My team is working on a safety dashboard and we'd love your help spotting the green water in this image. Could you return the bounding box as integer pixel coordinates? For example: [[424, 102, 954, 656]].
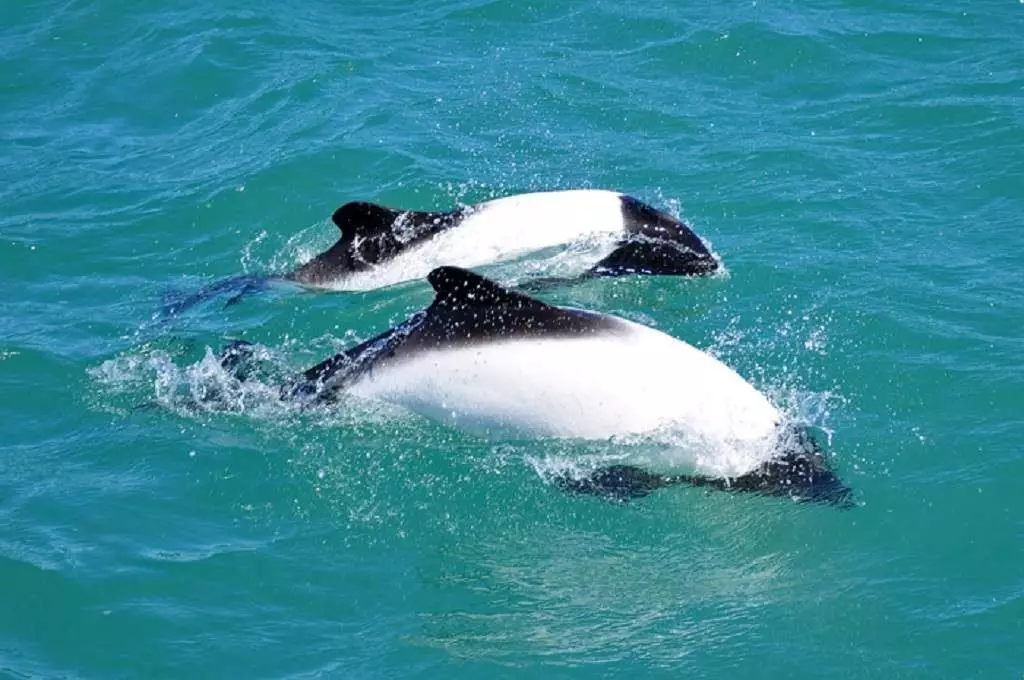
[[3, 0, 1023, 677]]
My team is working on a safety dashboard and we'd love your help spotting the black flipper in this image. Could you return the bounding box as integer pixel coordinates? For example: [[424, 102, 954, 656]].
[[555, 465, 682, 501], [557, 426, 853, 507], [557, 452, 852, 507], [591, 240, 719, 277], [287, 202, 468, 285], [589, 195, 719, 277], [218, 339, 258, 380]]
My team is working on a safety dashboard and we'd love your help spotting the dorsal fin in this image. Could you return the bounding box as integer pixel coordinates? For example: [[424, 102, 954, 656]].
[[289, 201, 466, 285], [426, 266, 545, 310], [331, 201, 404, 240]]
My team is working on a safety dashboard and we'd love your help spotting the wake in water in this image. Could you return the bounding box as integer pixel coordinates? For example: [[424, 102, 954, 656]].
[[91, 340, 294, 418]]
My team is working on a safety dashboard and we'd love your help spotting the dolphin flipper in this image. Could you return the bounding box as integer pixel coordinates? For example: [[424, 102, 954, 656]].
[[587, 195, 719, 277], [554, 465, 683, 500], [558, 449, 853, 507], [218, 339, 258, 379], [590, 239, 719, 277]]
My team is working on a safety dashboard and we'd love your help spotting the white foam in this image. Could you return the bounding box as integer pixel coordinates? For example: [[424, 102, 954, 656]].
[[91, 346, 289, 417]]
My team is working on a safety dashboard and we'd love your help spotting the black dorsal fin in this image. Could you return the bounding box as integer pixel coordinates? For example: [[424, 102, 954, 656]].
[[289, 201, 465, 285], [426, 266, 545, 310], [420, 266, 621, 343], [331, 201, 404, 240]]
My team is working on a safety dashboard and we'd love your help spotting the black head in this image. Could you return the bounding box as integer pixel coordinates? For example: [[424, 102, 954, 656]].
[[728, 428, 853, 506], [587, 195, 719, 277]]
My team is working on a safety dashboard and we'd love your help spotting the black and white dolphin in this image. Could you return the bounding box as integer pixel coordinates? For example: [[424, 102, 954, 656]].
[[290, 189, 719, 290], [165, 190, 718, 314], [223, 266, 849, 504]]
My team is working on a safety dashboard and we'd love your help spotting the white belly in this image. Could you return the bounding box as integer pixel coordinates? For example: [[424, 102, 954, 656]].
[[348, 320, 781, 477], [329, 190, 625, 291]]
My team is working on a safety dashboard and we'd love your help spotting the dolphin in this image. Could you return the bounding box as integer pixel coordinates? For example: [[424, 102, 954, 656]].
[[290, 189, 719, 290], [223, 266, 849, 505], [164, 190, 718, 315]]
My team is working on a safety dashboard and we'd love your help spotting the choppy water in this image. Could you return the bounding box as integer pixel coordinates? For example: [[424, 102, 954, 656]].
[[3, 0, 1023, 677]]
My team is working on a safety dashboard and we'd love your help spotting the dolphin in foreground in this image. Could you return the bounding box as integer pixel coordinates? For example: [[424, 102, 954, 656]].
[[224, 266, 850, 505], [165, 190, 718, 314]]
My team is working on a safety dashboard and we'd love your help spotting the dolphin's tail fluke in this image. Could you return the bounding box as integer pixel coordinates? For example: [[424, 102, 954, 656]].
[[162, 274, 275, 317]]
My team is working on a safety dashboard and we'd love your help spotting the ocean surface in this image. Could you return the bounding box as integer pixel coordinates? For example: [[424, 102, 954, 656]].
[[3, 0, 1023, 677]]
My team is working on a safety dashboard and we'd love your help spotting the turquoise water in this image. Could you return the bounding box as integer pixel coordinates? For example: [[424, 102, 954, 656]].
[[3, 0, 1023, 676]]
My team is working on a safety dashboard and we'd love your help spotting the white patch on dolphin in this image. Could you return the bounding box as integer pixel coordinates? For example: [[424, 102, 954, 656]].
[[348, 328, 779, 479]]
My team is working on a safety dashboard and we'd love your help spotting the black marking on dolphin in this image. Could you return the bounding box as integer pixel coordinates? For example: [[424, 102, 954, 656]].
[[291, 265, 622, 397]]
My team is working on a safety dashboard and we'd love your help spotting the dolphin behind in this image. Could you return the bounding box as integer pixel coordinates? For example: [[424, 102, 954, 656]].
[[289, 190, 719, 290], [164, 190, 719, 315]]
